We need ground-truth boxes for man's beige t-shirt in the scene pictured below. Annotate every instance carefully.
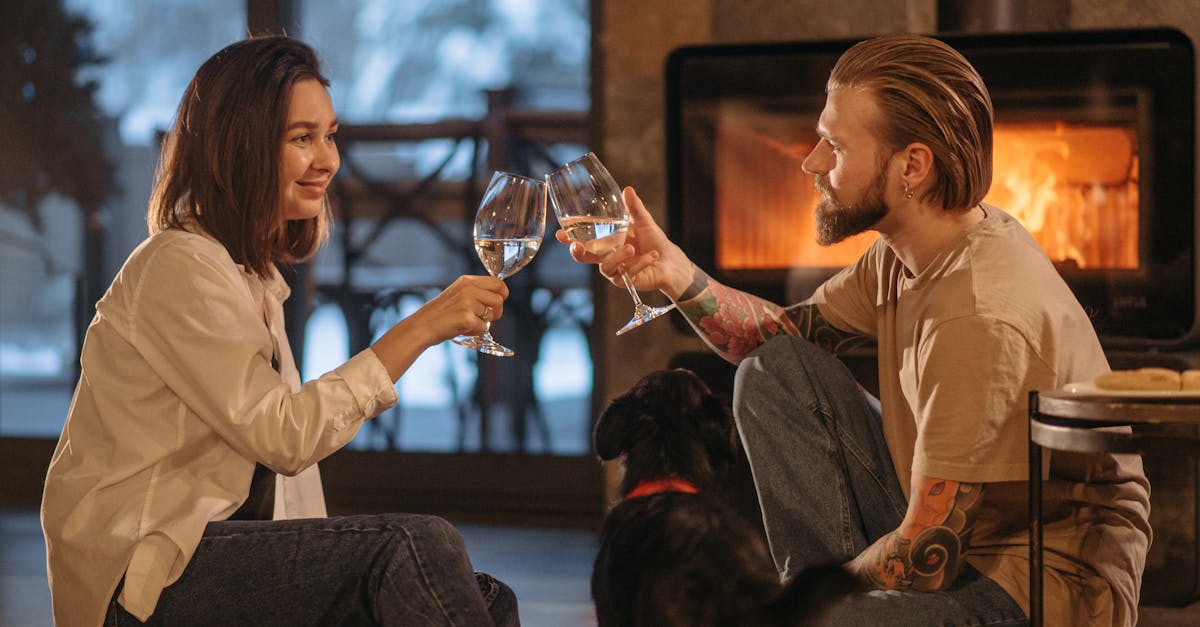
[811,206,1151,627]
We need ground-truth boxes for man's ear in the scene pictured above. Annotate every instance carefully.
[898,141,935,189]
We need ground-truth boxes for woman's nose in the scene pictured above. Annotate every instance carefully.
[314,140,339,174]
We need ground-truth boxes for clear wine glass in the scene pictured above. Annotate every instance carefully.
[452,171,546,357]
[546,152,675,335]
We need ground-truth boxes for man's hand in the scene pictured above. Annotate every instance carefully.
[556,186,694,300]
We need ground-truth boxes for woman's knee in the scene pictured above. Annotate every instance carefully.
[397,514,467,557]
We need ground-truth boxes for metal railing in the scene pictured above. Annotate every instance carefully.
[313,89,590,453]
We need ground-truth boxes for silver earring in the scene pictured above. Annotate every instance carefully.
[903,184,914,199]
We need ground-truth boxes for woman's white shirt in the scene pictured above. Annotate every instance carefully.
[41,227,398,626]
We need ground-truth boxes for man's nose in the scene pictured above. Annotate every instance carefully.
[802,141,831,175]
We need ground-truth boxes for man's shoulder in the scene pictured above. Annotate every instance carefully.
[965,209,1077,305]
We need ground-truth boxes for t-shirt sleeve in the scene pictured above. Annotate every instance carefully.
[912,314,1054,484]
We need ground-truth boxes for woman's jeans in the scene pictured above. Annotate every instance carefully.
[733,336,1027,626]
[105,513,519,626]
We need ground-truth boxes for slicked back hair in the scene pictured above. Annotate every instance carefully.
[828,34,994,211]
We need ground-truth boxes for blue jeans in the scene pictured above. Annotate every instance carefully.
[733,336,1027,626]
[104,513,519,626]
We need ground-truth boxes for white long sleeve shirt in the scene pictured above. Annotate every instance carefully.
[41,226,398,626]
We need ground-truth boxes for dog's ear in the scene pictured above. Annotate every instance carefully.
[594,393,642,461]
[695,395,738,467]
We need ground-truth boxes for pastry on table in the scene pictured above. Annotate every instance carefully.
[1094,367,1182,392]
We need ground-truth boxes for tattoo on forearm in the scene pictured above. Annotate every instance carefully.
[782,303,872,354]
[674,265,871,362]
[673,264,872,362]
[675,268,799,362]
[676,264,710,302]
[856,480,983,591]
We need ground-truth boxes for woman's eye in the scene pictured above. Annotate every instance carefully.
[325,132,337,143]
[293,134,311,145]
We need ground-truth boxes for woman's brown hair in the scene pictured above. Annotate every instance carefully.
[148,35,331,278]
[828,34,994,211]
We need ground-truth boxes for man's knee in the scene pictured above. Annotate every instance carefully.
[734,336,815,406]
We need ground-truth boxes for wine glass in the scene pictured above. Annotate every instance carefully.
[452,171,546,357]
[546,152,675,335]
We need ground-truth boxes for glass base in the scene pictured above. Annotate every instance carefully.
[615,302,677,336]
[452,333,514,357]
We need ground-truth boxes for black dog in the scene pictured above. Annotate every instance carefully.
[591,368,859,627]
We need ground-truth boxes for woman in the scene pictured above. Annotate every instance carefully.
[41,35,518,626]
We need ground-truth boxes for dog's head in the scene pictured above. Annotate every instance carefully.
[594,368,737,494]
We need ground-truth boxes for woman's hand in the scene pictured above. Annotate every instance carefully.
[555,186,694,300]
[416,275,509,342]
[370,275,508,381]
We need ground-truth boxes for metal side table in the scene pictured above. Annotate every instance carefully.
[1028,387,1200,626]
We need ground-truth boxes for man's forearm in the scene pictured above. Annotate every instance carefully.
[674,266,797,363]
[674,265,867,362]
[847,479,983,591]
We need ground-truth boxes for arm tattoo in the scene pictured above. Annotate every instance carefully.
[674,265,868,362]
[782,302,874,354]
[853,479,984,591]
[676,264,710,302]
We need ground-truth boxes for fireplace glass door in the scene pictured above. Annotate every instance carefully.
[667,28,1196,346]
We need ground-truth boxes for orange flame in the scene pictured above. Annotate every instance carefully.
[714,120,1138,271]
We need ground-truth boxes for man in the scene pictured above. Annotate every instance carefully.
[561,34,1150,626]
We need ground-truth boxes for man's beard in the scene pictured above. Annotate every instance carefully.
[813,166,890,246]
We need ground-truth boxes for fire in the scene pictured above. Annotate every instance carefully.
[714,124,871,269]
[714,118,1139,271]
[988,123,1137,269]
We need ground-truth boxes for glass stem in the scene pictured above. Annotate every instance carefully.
[619,270,649,309]
[481,275,504,339]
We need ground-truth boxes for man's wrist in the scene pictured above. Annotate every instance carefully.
[673,264,708,302]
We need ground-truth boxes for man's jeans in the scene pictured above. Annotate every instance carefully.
[733,336,1027,626]
[105,513,519,626]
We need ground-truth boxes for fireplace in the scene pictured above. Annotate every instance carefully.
[665,28,1197,350]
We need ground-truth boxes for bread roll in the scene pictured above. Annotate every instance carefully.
[1183,370,1200,391]
[1094,368,1182,391]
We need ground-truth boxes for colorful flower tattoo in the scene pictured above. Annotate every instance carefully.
[852,479,983,591]
[674,266,868,362]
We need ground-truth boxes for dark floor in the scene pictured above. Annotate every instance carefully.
[0,507,597,627]
[8,505,1200,626]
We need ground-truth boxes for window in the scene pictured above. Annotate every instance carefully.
[0,0,246,437]
[0,0,594,457]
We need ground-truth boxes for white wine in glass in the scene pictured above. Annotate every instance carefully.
[546,152,675,335]
[452,171,546,357]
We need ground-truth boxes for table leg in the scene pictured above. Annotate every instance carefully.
[1028,390,1043,627]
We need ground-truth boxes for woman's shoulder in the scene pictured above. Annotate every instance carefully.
[115,228,243,294]
[145,226,226,253]
[130,228,233,268]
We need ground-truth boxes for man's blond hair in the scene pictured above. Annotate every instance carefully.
[828,34,994,210]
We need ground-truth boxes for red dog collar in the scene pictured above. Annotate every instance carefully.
[624,477,700,500]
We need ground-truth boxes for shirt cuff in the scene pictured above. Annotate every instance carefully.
[334,348,399,427]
